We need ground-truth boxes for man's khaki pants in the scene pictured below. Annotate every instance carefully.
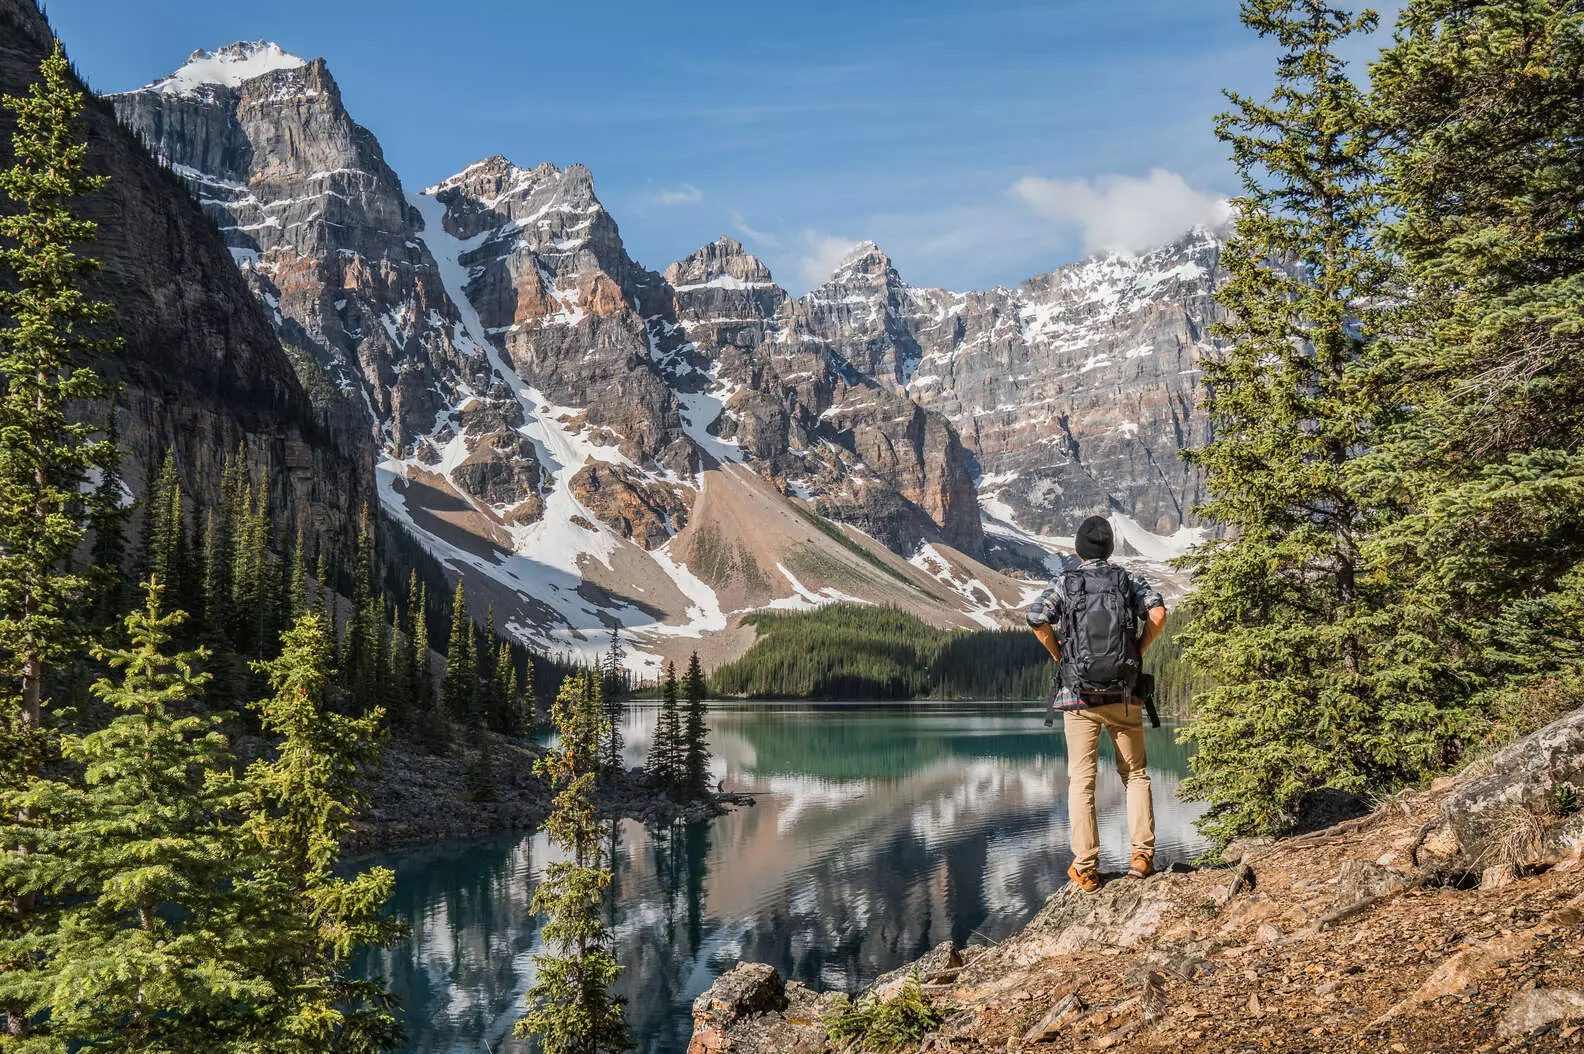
[1063,701,1155,873]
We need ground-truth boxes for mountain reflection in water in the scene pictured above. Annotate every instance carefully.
[357,702,1208,1053]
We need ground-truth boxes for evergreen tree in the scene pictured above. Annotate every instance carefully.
[442,581,475,724]
[681,653,711,796]
[515,671,630,1054]
[600,624,626,771]
[493,639,515,734]
[201,508,226,637]
[1177,0,1418,843]
[88,396,129,625]
[345,504,378,713]
[289,526,310,619]
[27,579,267,1048]
[647,661,682,789]
[147,448,184,589]
[242,612,406,1051]
[0,45,122,1040]
[1367,0,1584,740]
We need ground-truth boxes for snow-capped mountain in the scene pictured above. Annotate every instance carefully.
[109,41,1219,668]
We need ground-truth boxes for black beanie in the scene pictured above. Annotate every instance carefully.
[1075,515,1114,561]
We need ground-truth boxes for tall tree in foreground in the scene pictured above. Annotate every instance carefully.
[647,661,682,788]
[243,612,406,1051]
[1177,0,1421,843]
[0,44,121,1040]
[1368,0,1584,740]
[516,671,629,1054]
[28,579,265,1048]
[681,653,711,796]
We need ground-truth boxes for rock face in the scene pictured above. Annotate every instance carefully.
[802,231,1228,542]
[0,3,364,556]
[687,963,832,1054]
[110,42,464,451]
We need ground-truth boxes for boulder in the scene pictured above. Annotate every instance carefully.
[1498,988,1584,1040]
[688,964,830,1054]
[1423,708,1584,871]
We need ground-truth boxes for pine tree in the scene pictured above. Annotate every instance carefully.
[242,611,406,1051]
[647,661,683,789]
[600,624,627,771]
[1177,0,1422,843]
[0,45,122,1040]
[1367,1,1584,739]
[442,580,475,724]
[515,671,630,1053]
[408,578,447,752]
[681,653,711,796]
[28,579,268,1048]
[345,504,377,712]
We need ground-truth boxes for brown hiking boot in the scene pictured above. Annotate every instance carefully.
[1128,852,1155,879]
[1067,863,1101,894]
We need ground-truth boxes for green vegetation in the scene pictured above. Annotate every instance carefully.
[710,603,1052,701]
[826,973,941,1052]
[516,671,630,1053]
[1181,0,1584,843]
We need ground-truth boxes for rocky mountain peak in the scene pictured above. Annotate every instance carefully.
[826,240,897,286]
[664,236,776,290]
[138,41,307,96]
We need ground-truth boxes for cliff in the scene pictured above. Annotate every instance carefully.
[0,1,368,554]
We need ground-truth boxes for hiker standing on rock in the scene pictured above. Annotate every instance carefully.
[1027,515,1168,893]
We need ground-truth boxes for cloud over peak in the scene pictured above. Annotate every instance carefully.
[1010,169,1230,257]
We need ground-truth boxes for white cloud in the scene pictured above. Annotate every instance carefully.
[653,183,703,206]
[1009,169,1230,256]
[795,230,860,290]
[731,211,779,247]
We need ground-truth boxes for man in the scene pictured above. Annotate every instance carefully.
[1027,515,1168,893]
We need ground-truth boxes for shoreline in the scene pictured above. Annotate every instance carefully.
[348,731,753,854]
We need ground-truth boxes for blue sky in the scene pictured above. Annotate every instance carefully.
[46,0,1399,293]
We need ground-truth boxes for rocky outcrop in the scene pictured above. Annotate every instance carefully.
[568,462,691,550]
[0,2,365,557]
[1418,709,1584,875]
[688,964,831,1054]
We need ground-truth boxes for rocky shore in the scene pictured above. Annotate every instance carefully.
[348,732,751,853]
[690,709,1584,1052]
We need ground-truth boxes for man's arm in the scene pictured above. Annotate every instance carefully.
[1140,604,1168,653]
[1033,622,1062,663]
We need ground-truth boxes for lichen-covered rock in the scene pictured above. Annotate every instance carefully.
[1422,708,1584,871]
[688,964,830,1054]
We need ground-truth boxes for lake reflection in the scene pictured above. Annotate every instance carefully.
[358,703,1208,1053]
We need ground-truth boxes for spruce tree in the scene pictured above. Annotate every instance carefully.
[0,44,122,1040]
[1368,0,1584,738]
[647,661,682,789]
[493,639,514,734]
[1178,0,1419,843]
[29,579,267,1048]
[600,624,626,771]
[289,526,309,619]
[242,611,405,1051]
[442,581,475,723]
[681,653,711,796]
[515,671,629,1053]
[88,397,128,625]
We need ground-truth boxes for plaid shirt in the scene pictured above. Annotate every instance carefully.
[1026,558,1165,711]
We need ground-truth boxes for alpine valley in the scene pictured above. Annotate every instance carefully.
[108,40,1221,673]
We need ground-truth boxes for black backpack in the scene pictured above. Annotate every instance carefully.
[1058,563,1141,695]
